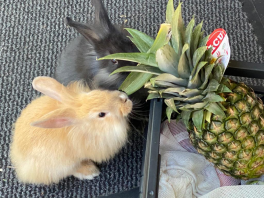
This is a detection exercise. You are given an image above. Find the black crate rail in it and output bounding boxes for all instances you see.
[225,60,264,100]
[225,60,264,81]
[140,99,163,198]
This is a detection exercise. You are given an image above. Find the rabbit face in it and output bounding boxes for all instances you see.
[78,90,133,120]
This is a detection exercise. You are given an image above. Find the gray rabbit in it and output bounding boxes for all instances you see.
[55,0,149,130]
[55,0,139,90]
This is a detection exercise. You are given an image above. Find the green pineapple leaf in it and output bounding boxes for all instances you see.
[160,91,181,97]
[111,26,155,95]
[205,102,226,118]
[181,110,191,128]
[202,92,225,102]
[126,28,154,53]
[152,80,181,88]
[146,93,161,100]
[171,97,186,101]
[213,64,224,83]
[99,53,158,67]
[184,18,195,71]
[204,47,213,62]
[199,63,215,89]
[192,109,204,131]
[183,95,204,103]
[202,79,220,94]
[191,46,207,76]
[148,23,172,54]
[154,73,188,87]
[165,98,179,113]
[187,73,202,89]
[217,84,232,93]
[179,88,202,97]
[156,44,179,76]
[205,110,212,123]
[200,67,205,82]
[166,106,174,122]
[179,102,208,110]
[198,31,204,46]
[171,2,184,54]
[144,81,159,90]
[159,87,185,96]
[178,43,190,78]
[166,0,175,23]
[217,102,227,111]
[190,61,207,82]
[190,21,203,58]
[148,91,175,99]
[198,34,210,48]
[111,65,163,75]
[119,72,153,95]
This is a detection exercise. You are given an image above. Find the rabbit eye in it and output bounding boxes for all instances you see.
[98,112,106,118]
[111,59,118,64]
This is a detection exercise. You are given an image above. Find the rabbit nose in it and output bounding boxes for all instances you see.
[119,92,128,102]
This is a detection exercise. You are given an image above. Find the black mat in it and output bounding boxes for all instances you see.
[0,0,264,197]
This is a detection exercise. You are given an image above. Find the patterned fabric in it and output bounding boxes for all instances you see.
[159,121,220,198]
[161,120,240,188]
[200,186,264,198]
[0,0,263,197]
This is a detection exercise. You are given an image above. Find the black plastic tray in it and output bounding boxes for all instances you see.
[101,60,264,198]
[139,60,264,198]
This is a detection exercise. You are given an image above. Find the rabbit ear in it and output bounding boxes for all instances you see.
[31,109,76,128]
[65,1,115,43]
[92,0,115,32]
[32,76,68,103]
[65,17,100,45]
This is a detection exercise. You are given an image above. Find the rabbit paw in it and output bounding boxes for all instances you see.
[73,160,100,180]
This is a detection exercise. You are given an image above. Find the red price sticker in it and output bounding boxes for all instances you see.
[206,28,231,70]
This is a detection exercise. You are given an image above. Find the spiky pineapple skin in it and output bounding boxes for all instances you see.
[189,79,264,179]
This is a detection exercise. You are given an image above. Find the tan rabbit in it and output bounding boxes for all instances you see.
[10,76,132,185]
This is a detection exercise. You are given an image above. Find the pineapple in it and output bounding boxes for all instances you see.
[99,0,264,179]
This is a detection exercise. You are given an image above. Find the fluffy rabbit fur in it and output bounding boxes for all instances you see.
[10,76,132,185]
[55,0,139,92]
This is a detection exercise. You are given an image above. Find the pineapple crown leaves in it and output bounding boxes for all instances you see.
[98,0,231,131]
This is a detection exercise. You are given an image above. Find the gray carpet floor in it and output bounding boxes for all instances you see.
[0,0,264,197]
